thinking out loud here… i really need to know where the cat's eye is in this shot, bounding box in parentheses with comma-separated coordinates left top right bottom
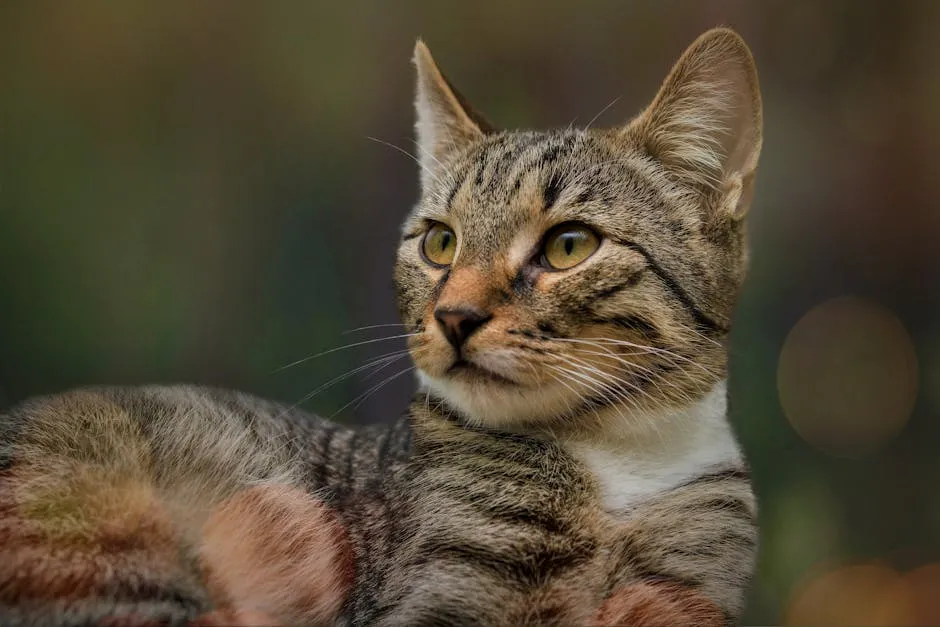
(541, 223, 601, 270)
(421, 222, 457, 267)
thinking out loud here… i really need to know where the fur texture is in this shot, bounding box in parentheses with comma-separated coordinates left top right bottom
(0, 28, 762, 626)
(591, 581, 725, 627)
(199, 485, 353, 625)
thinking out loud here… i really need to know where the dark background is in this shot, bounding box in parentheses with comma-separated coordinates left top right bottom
(2, 1, 939, 624)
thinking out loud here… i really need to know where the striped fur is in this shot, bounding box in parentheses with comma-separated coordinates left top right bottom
(1, 28, 761, 626)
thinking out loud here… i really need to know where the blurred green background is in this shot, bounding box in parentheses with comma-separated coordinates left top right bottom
(2, 1, 939, 624)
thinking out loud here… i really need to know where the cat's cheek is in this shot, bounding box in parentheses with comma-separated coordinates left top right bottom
(199, 484, 354, 626)
(590, 581, 724, 627)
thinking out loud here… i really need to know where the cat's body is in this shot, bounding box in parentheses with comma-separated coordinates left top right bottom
(2, 383, 752, 626)
(1, 28, 763, 626)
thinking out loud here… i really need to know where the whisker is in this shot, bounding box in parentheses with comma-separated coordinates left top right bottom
(360, 346, 429, 384)
(545, 366, 599, 422)
(549, 362, 667, 442)
(546, 367, 605, 418)
(552, 360, 646, 414)
(366, 135, 440, 184)
(331, 366, 416, 419)
(295, 350, 413, 405)
(574, 350, 696, 408)
(545, 373, 587, 428)
(273, 332, 420, 373)
(411, 138, 460, 189)
(585, 96, 621, 130)
(562, 354, 647, 397)
(522, 360, 544, 390)
(553, 338, 674, 383)
(574, 337, 718, 377)
(674, 322, 725, 348)
(341, 323, 407, 335)
(274, 350, 416, 421)
(553, 337, 655, 358)
(566, 346, 694, 400)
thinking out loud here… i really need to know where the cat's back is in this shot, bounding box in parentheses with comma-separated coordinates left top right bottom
(4, 384, 328, 483)
(1, 383, 417, 509)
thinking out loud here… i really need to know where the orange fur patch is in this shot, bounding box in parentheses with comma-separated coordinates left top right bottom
(0, 468, 184, 604)
(199, 484, 354, 626)
(590, 581, 724, 627)
(189, 608, 281, 626)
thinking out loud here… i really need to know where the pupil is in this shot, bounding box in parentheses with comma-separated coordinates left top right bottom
(440, 232, 451, 250)
(563, 235, 575, 255)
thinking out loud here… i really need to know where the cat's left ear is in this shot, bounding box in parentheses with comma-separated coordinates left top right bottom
(625, 28, 763, 220)
(413, 40, 495, 191)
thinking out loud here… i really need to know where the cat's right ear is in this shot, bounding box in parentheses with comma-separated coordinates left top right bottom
(413, 40, 495, 191)
(624, 28, 762, 221)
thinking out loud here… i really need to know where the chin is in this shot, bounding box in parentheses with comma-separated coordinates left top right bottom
(416, 369, 578, 429)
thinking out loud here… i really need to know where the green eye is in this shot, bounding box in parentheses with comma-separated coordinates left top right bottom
(541, 223, 600, 270)
(422, 222, 457, 267)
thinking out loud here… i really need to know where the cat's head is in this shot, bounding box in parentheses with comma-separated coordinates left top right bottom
(394, 28, 762, 432)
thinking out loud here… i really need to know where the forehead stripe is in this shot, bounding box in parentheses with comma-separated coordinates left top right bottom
(542, 171, 565, 210)
(481, 135, 540, 196)
(505, 136, 563, 192)
(615, 238, 728, 334)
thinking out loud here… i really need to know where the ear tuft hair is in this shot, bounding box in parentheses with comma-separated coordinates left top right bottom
(627, 28, 763, 218)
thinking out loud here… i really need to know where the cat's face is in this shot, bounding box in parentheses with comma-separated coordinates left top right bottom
(395, 30, 762, 430)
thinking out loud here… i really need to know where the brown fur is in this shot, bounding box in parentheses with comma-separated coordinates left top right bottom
(0, 388, 348, 625)
(0, 392, 204, 623)
(188, 608, 280, 626)
(0, 470, 183, 603)
(199, 484, 353, 626)
(591, 581, 725, 627)
(0, 28, 761, 626)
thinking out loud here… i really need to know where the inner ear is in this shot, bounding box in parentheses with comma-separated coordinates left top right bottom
(625, 28, 763, 218)
(412, 41, 496, 192)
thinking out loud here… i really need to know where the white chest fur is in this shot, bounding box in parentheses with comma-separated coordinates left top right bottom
(563, 381, 743, 513)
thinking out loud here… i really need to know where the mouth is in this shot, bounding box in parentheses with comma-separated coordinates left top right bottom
(447, 359, 518, 386)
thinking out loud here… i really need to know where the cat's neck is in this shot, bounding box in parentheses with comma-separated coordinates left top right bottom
(410, 379, 742, 513)
(558, 379, 744, 513)
(410, 378, 742, 512)
(556, 379, 732, 448)
(412, 375, 736, 451)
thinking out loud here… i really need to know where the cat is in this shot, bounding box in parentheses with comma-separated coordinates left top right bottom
(0, 26, 762, 626)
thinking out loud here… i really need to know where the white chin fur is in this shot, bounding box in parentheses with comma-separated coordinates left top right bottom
(416, 370, 732, 439)
(416, 369, 575, 427)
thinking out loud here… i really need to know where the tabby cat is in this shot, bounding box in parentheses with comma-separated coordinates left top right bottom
(0, 27, 762, 626)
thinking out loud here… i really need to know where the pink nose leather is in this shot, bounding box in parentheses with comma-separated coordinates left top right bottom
(434, 307, 491, 349)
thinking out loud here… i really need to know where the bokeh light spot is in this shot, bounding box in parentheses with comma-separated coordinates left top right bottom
(787, 562, 940, 626)
(786, 563, 901, 626)
(895, 563, 940, 626)
(777, 296, 918, 458)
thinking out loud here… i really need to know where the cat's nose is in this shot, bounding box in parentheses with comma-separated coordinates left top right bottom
(434, 307, 492, 350)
